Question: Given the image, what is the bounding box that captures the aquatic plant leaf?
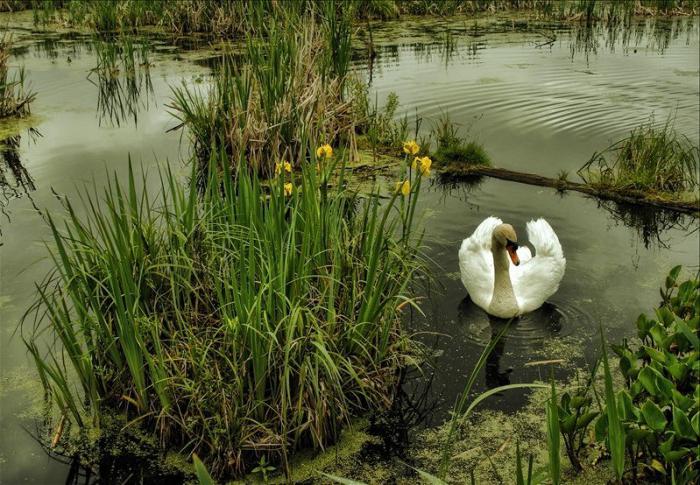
[641,399,666,432]
[413,467,449,485]
[575,411,599,430]
[638,366,659,396]
[643,345,667,365]
[319,472,368,485]
[546,380,560,485]
[193,454,215,485]
[672,389,694,412]
[637,314,653,339]
[600,328,625,480]
[570,395,592,410]
[672,406,695,439]
[674,318,699,350]
[691,411,699,437]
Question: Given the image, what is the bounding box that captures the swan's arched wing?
[459,217,501,310]
[511,219,566,314]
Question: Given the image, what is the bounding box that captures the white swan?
[459,217,566,318]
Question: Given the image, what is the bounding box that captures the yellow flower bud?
[283,183,293,196]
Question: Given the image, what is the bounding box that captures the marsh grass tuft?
[579,118,699,199]
[430,113,490,167]
[24,146,425,478]
[169,20,354,186]
[0,33,36,118]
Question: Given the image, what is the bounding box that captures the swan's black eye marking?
[506,239,519,250]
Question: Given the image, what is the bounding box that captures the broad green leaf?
[575,411,599,430]
[667,362,688,381]
[641,399,666,432]
[560,415,576,433]
[691,411,699,437]
[674,317,699,350]
[570,395,592,410]
[673,406,695,439]
[637,314,653,339]
[671,389,694,412]
[643,345,666,364]
[638,367,658,395]
[617,390,635,421]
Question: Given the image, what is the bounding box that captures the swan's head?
[493,224,520,266]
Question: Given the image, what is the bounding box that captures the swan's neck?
[490,241,518,316]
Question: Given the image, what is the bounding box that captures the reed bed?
[578,118,699,198]
[169,17,354,186]
[0,33,35,118]
[21,0,699,29]
[24,146,426,477]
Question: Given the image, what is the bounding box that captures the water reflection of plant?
[596,198,695,249]
[0,131,39,232]
[87,37,153,127]
[569,16,696,61]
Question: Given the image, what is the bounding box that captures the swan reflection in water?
[457,296,564,389]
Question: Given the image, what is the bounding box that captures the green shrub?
[600,266,699,483]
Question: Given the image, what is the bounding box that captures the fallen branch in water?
[438,164,699,215]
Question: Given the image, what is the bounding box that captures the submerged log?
[440,164,700,215]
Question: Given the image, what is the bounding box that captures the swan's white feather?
[459,217,565,316]
[511,219,566,314]
[458,216,501,310]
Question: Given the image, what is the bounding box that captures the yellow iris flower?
[275,161,292,176]
[283,183,293,196]
[316,144,333,159]
[395,180,411,196]
[412,156,432,176]
[402,140,420,156]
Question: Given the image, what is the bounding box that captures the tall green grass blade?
[600,327,625,481]
[546,379,561,485]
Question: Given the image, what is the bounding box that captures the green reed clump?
[430,113,490,167]
[0,34,35,118]
[25,144,426,478]
[579,119,699,198]
[170,21,354,185]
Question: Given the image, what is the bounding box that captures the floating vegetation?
[579,117,699,201]
[24,142,427,478]
[0,33,35,118]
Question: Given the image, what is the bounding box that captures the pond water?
[0,15,698,483]
[361,15,700,428]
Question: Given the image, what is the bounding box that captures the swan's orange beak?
[506,242,520,266]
